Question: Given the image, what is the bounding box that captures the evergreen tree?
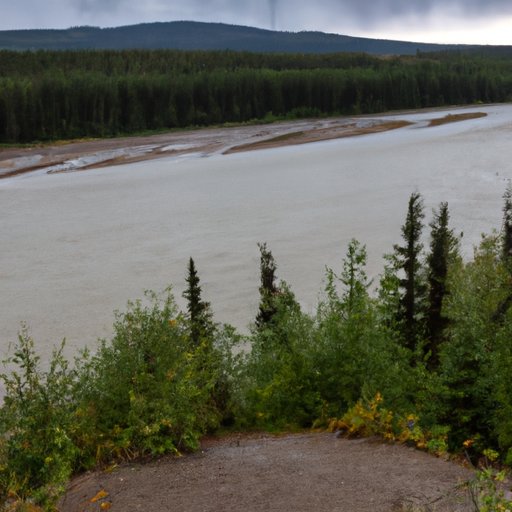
[393,192,427,352]
[339,238,371,316]
[426,202,459,370]
[493,183,512,321]
[255,242,279,329]
[437,235,503,452]
[183,257,213,346]
[502,182,512,265]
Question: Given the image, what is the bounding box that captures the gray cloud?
[352,0,510,20]
[77,0,122,12]
[62,0,512,25]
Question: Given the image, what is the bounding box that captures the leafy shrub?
[236,284,322,429]
[313,240,414,417]
[493,310,512,462]
[0,288,235,508]
[0,329,79,507]
[436,235,507,451]
[76,289,226,462]
[467,450,512,512]
[330,393,448,456]
[329,393,395,440]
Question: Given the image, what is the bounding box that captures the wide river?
[1,104,512,369]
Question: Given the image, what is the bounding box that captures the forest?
[2,187,512,509]
[1,48,512,143]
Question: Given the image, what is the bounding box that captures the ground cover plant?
[2,187,512,510]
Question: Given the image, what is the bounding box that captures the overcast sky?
[3,0,512,45]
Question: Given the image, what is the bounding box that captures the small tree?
[255,242,279,329]
[426,202,459,369]
[324,238,371,318]
[393,192,427,352]
[340,239,372,315]
[183,257,213,346]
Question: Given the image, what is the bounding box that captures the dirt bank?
[59,433,474,512]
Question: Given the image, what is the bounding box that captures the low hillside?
[0,21,474,54]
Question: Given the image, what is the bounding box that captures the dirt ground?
[59,433,475,512]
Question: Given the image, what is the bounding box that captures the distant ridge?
[0,21,480,54]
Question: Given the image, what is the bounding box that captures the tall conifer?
[393,192,427,351]
[255,242,279,329]
[502,182,512,265]
[183,257,212,346]
[426,202,458,369]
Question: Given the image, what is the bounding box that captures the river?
[1,104,511,368]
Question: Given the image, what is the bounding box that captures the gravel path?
[59,433,474,512]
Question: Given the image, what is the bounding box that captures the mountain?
[0,21,477,54]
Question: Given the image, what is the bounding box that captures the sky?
[2,0,512,45]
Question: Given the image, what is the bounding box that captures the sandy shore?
[0,109,486,179]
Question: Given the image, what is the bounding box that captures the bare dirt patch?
[428,112,487,127]
[224,120,412,154]
[59,433,474,512]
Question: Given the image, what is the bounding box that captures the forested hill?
[0,21,473,54]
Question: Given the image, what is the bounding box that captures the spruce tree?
[255,242,279,329]
[340,238,371,316]
[502,182,512,265]
[393,192,427,351]
[183,257,212,346]
[426,202,459,370]
[493,183,512,321]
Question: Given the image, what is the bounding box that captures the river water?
[1,105,511,367]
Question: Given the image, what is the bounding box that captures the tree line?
[1,49,512,143]
[2,186,512,508]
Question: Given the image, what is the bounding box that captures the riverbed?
[1,104,511,367]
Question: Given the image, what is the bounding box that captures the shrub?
[330,393,449,456]
[76,289,225,462]
[237,284,322,429]
[0,328,79,507]
[466,450,512,512]
[0,288,236,508]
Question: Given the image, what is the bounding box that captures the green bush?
[236,284,322,429]
[435,235,507,451]
[0,288,235,508]
[236,241,415,430]
[0,329,79,507]
[313,240,414,417]
[76,289,226,461]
